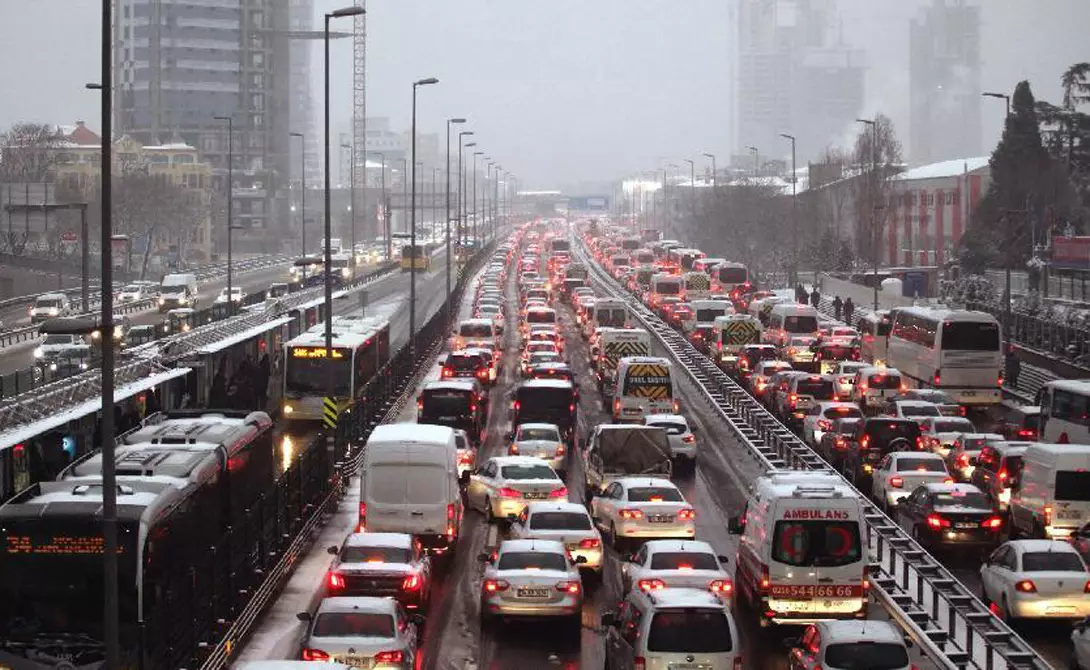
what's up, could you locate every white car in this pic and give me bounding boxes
[214,286,245,304]
[479,539,584,633]
[980,539,1090,622]
[590,477,696,550]
[886,399,942,421]
[787,620,912,670]
[1073,617,1090,670]
[800,401,862,447]
[919,417,977,457]
[297,596,420,665]
[116,284,147,303]
[466,456,567,523]
[871,451,952,510]
[34,333,83,360]
[620,539,732,597]
[508,501,603,573]
[643,414,697,462]
[509,423,568,478]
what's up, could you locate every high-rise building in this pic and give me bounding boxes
[734,0,865,163]
[113,0,295,240]
[909,0,981,165]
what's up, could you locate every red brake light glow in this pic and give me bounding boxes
[1014,579,1037,593]
[328,572,345,590]
[638,578,666,591]
[374,650,405,664]
[926,514,950,530]
[302,648,331,661]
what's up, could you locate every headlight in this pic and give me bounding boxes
[49,362,57,371]
[48,308,59,315]
[341,268,351,277]
[80,362,88,370]
[33,348,43,358]
[158,297,166,305]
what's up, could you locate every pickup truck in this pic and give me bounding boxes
[581,424,672,503]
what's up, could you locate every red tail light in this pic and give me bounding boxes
[328,572,345,590]
[498,487,522,498]
[733,658,744,670]
[555,444,567,456]
[789,393,798,408]
[861,434,870,449]
[447,503,456,521]
[1017,429,1037,438]
[620,508,644,520]
[998,468,1008,481]
[682,434,695,444]
[956,453,969,468]
[818,419,833,431]
[402,573,422,591]
[758,565,770,594]
[1084,580,1090,594]
[634,657,646,670]
[889,476,904,488]
[358,502,367,532]
[484,579,510,592]
[678,508,696,521]
[933,371,941,386]
[549,487,568,498]
[416,398,423,412]
[578,537,601,549]
[981,516,1003,530]
[926,513,950,530]
[638,578,666,591]
[1015,579,1037,593]
[508,443,520,454]
[556,580,581,595]
[374,650,405,664]
[442,367,453,378]
[709,579,733,594]
[302,648,331,661]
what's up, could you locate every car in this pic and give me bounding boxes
[268,282,290,298]
[801,401,862,447]
[830,361,869,400]
[297,596,421,666]
[619,539,731,597]
[452,428,476,479]
[527,361,574,382]
[787,620,912,670]
[736,343,779,380]
[28,292,71,323]
[971,441,1030,512]
[871,451,952,511]
[116,283,147,303]
[214,286,244,304]
[850,365,906,412]
[643,413,697,464]
[121,324,156,349]
[508,501,604,574]
[748,360,792,400]
[324,533,432,612]
[980,540,1090,623]
[888,388,963,417]
[479,539,584,633]
[945,433,1003,482]
[882,399,942,421]
[34,333,84,361]
[466,456,567,523]
[896,483,1003,554]
[918,417,977,458]
[1073,617,1090,670]
[589,477,696,551]
[997,405,1041,441]
[775,373,837,428]
[602,587,742,670]
[441,349,492,384]
[820,417,864,472]
[847,418,924,486]
[508,423,568,478]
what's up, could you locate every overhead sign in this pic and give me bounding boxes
[567,196,610,212]
[1052,236,1090,270]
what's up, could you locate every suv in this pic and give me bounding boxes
[602,588,742,670]
[416,380,486,446]
[971,441,1031,512]
[29,292,71,324]
[847,418,922,486]
[442,350,491,385]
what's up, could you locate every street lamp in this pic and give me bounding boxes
[445,118,466,304]
[376,151,389,259]
[409,76,439,359]
[682,158,696,229]
[485,159,495,240]
[984,91,1014,336]
[459,137,476,245]
[780,133,797,286]
[472,151,484,246]
[702,152,717,191]
[983,91,1011,119]
[213,115,235,310]
[341,142,356,270]
[856,117,879,311]
[290,131,306,259]
[398,157,408,235]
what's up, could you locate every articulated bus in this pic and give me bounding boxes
[886,307,1002,407]
[282,315,392,421]
[400,244,431,272]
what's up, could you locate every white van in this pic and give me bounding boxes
[648,273,682,310]
[29,292,71,323]
[158,273,198,312]
[584,298,629,339]
[763,303,820,348]
[1009,442,1090,539]
[359,423,463,554]
[453,318,497,350]
[729,471,867,626]
[613,356,676,421]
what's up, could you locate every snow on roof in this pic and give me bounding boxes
[367,422,453,444]
[144,142,197,151]
[894,156,989,182]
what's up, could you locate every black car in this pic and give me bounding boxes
[819,417,863,472]
[845,417,923,485]
[735,344,778,379]
[510,379,577,441]
[528,362,575,382]
[417,380,486,445]
[895,482,1003,554]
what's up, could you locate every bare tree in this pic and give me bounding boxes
[108,171,201,279]
[851,114,903,264]
[0,122,64,182]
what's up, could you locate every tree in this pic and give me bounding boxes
[1037,63,1090,222]
[851,114,903,264]
[0,122,63,182]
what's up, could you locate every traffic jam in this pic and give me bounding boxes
[286,220,1090,669]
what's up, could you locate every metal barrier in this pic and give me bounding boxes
[576,236,1050,670]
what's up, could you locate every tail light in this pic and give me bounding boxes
[302,648,331,661]
[900,384,908,393]
[733,658,744,670]
[417,398,423,412]
[1014,579,1037,593]
[1045,505,1053,526]
[447,503,456,521]
[556,580,581,595]
[579,537,601,549]
[682,434,695,444]
[1017,429,1037,438]
[555,444,567,456]
[789,393,798,408]
[889,476,904,488]
[956,453,970,468]
[981,516,1003,530]
[620,508,644,520]
[943,478,955,484]
[508,443,520,454]
[709,579,733,594]
[933,370,941,386]
[484,579,510,592]
[861,434,870,449]
[374,650,405,664]
[758,565,770,594]
[328,572,346,590]
[673,400,680,413]
[678,508,696,521]
[513,400,521,411]
[549,487,568,498]
[998,468,1008,482]
[638,578,666,591]
[717,341,722,351]
[442,367,453,378]
[402,573,423,591]
[613,399,621,414]
[358,502,367,532]
[916,436,924,450]
[863,576,871,592]
[1084,580,1090,594]
[818,419,833,431]
[498,487,522,498]
[926,513,950,530]
[634,657,646,670]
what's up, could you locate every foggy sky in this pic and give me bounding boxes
[1,0,1088,191]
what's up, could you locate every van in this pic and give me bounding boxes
[613,356,676,422]
[729,471,867,626]
[649,274,682,310]
[453,318,497,350]
[851,365,906,412]
[858,310,891,363]
[158,273,198,312]
[763,303,820,348]
[713,314,762,369]
[1009,442,1090,539]
[29,292,71,323]
[359,423,462,555]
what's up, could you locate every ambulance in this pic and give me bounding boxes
[729,471,868,626]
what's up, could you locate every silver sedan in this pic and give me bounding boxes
[297,596,420,668]
[479,539,585,634]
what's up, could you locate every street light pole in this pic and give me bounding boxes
[683,158,696,230]
[460,137,476,245]
[214,115,234,309]
[399,157,408,236]
[341,142,356,271]
[290,131,306,259]
[409,77,439,360]
[445,118,465,304]
[984,91,1013,337]
[856,117,879,311]
[702,152,717,192]
[485,160,494,239]
[377,151,388,259]
[780,133,797,286]
[472,150,484,246]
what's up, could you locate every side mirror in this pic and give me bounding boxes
[327,545,339,555]
[600,611,617,627]
[296,611,312,622]
[411,613,427,627]
[717,554,730,565]
[903,637,915,649]
[727,516,744,535]
[575,555,588,564]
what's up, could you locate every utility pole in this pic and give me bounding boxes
[445,119,465,304]
[857,118,879,310]
[781,134,797,286]
[409,77,439,359]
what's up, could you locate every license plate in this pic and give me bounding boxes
[623,408,640,414]
[963,391,977,397]
[524,492,547,500]
[517,587,550,598]
[340,657,371,668]
[955,522,976,529]
[669,665,711,670]
[1059,510,1083,520]
[648,514,674,523]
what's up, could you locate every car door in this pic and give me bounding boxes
[467,460,497,511]
[873,454,893,500]
[592,482,621,530]
[981,545,1012,600]
[622,544,649,592]
[897,488,923,531]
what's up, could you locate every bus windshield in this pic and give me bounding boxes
[286,350,352,396]
[942,321,1000,351]
[717,266,748,284]
[654,282,681,296]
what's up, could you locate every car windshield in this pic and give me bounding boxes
[771,520,862,567]
[518,427,560,442]
[647,609,732,653]
[1022,551,1085,572]
[528,512,592,531]
[932,490,992,510]
[895,458,946,472]
[501,464,558,480]
[497,551,567,571]
[42,335,73,345]
[824,642,910,670]
[784,316,818,332]
[627,487,683,502]
[35,298,62,308]
[460,323,493,337]
[340,545,412,564]
[312,612,395,638]
[901,404,940,417]
[648,552,719,571]
[865,421,920,447]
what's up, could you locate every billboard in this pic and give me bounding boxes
[1051,236,1090,270]
[567,195,610,212]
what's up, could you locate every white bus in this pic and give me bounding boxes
[858,310,891,364]
[886,307,1002,407]
[1038,379,1090,444]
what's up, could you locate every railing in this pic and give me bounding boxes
[577,236,1051,670]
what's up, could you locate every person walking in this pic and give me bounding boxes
[1006,347,1021,390]
[810,288,821,309]
[796,283,807,304]
[843,297,855,325]
[832,296,843,321]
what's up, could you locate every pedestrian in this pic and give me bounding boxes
[1006,347,1021,389]
[210,363,228,409]
[843,297,855,325]
[831,296,843,321]
[795,283,806,304]
[810,288,821,309]
[257,353,271,411]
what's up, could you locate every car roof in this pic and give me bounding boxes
[815,620,902,645]
[644,414,687,425]
[315,596,398,615]
[525,501,589,515]
[490,455,554,467]
[894,400,938,408]
[498,538,567,554]
[343,532,413,549]
[640,587,726,610]
[890,450,943,460]
[1006,539,1080,555]
[642,539,715,554]
[616,477,676,489]
[422,380,477,392]
[921,482,980,494]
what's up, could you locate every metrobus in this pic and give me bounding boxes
[886,307,1002,406]
[400,244,430,272]
[1038,379,1090,444]
[282,315,391,421]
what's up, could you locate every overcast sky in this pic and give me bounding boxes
[1,0,1088,190]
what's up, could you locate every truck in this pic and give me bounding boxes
[581,424,673,502]
[158,273,198,312]
[565,262,588,281]
[595,328,651,395]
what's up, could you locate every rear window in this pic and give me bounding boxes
[795,378,835,399]
[900,404,940,417]
[824,643,909,670]
[340,545,411,564]
[895,458,945,472]
[825,406,862,420]
[655,282,681,296]
[518,426,560,442]
[648,422,687,436]
[865,421,920,446]
[647,610,732,653]
[771,520,862,567]
[448,355,482,371]
[500,464,558,480]
[528,512,592,531]
[784,316,818,333]
[648,552,719,571]
[932,490,992,510]
[717,267,748,284]
[1056,471,1090,502]
[527,310,556,324]
[1021,551,1085,572]
[460,323,493,337]
[866,373,902,389]
[932,419,974,433]
[313,612,395,638]
[942,321,1000,352]
[627,487,683,503]
[696,308,727,323]
[497,551,567,571]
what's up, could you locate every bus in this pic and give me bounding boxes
[1038,379,1090,444]
[282,315,391,421]
[886,307,1002,407]
[400,244,430,272]
[712,262,751,301]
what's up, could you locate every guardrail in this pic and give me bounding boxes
[576,237,1051,670]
